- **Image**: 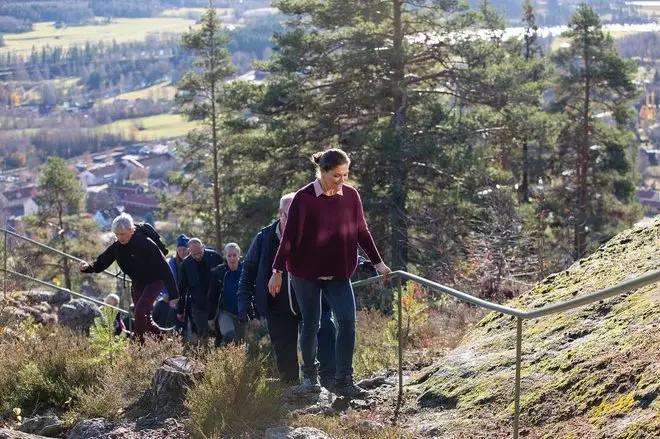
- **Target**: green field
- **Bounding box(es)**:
[0,18,197,55]
[102,81,177,104]
[97,113,199,141]
[0,113,198,141]
[160,7,235,20]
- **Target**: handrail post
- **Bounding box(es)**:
[3,230,7,300]
[396,275,404,420]
[513,317,523,439]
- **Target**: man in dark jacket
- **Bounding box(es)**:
[79,213,177,342]
[238,193,337,387]
[176,238,224,343]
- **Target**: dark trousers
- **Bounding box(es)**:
[131,281,164,342]
[190,305,210,341]
[291,276,356,382]
[266,309,336,384]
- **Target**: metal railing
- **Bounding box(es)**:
[2,227,659,437]
[1,228,131,317]
[352,268,660,438]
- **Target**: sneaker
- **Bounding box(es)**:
[301,376,322,393]
[333,380,369,399]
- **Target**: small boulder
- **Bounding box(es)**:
[67,418,113,439]
[17,415,63,437]
[264,426,333,439]
[25,290,70,306]
[57,299,100,333]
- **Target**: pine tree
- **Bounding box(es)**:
[550,3,641,259]
[246,0,509,271]
[34,156,84,290]
[176,4,235,251]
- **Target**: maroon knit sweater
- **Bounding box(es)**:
[273,182,382,280]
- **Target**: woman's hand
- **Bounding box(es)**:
[375,262,392,280]
[268,271,282,296]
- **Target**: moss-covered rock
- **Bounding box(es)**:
[406,216,660,439]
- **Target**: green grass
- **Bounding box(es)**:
[102,81,177,104]
[160,7,235,20]
[0,18,197,55]
[97,113,199,141]
[0,113,199,141]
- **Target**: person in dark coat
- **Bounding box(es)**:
[164,234,189,333]
[238,193,337,387]
[176,238,224,343]
[79,213,178,342]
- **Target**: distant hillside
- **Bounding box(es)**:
[404,216,660,438]
[0,0,273,30]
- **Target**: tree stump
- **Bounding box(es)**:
[151,356,204,412]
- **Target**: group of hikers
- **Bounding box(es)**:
[79,148,392,398]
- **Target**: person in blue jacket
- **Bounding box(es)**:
[208,243,246,346]
[237,193,337,388]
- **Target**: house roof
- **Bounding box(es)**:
[2,185,37,200]
[86,184,109,194]
[122,194,159,208]
[139,153,174,167]
[89,164,118,177]
[638,189,656,199]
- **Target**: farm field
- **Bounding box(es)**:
[102,81,177,104]
[97,113,199,141]
[0,18,198,55]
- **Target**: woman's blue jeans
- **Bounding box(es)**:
[291,275,356,382]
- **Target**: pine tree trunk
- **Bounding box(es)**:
[521,141,530,203]
[151,356,204,412]
[390,0,408,271]
[577,31,591,260]
[57,200,71,290]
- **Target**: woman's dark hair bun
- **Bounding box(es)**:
[311,148,350,172]
[311,152,323,165]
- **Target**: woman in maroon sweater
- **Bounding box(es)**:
[269,148,391,398]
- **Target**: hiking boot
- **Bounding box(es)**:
[320,377,336,391]
[333,380,369,399]
[301,376,322,393]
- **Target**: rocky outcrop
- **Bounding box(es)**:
[400,216,660,438]
[68,417,187,439]
[0,429,50,439]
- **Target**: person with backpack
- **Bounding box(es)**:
[79,213,178,342]
[176,238,224,344]
[207,243,247,346]
[164,234,189,333]
[269,148,391,398]
[238,193,337,387]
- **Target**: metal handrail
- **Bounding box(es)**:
[1,228,131,318]
[6,268,129,315]
[1,228,129,282]
[352,268,660,438]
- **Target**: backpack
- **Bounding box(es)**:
[135,222,168,256]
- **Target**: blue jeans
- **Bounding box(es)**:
[291,275,356,381]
